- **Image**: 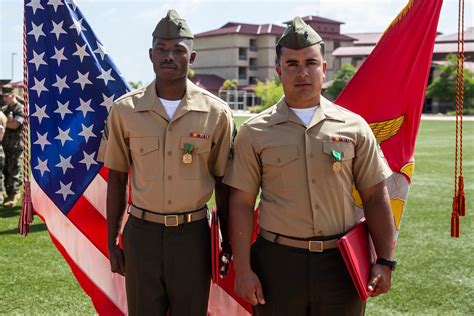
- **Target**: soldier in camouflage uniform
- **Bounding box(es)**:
[0,109,7,204]
[1,85,24,208]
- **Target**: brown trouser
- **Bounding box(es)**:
[251,236,365,316]
[122,215,211,316]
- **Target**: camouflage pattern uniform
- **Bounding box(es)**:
[0,112,6,204]
[2,101,24,202]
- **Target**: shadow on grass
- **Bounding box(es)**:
[0,222,47,235]
[0,205,21,218]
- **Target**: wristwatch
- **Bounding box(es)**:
[376,258,397,271]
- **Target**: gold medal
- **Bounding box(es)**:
[183,153,193,164]
[333,161,342,173]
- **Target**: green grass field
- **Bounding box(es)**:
[0,119,472,315]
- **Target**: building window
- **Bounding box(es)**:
[334,41,341,50]
[249,39,257,51]
[249,58,257,71]
[239,48,247,60]
[249,77,258,84]
[238,67,247,80]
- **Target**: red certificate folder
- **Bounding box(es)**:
[337,219,376,302]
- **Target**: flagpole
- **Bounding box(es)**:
[19,1,33,236]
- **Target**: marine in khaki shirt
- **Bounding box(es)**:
[225,95,392,237]
[225,16,396,315]
[104,78,233,213]
[103,10,233,316]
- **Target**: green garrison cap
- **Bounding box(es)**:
[152,10,194,39]
[277,16,323,49]
[0,84,14,96]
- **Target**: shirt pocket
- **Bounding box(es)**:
[179,136,212,180]
[130,136,160,181]
[322,141,355,188]
[260,145,299,191]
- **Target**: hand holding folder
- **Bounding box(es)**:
[337,219,376,302]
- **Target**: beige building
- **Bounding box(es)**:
[193,22,286,87]
[192,17,354,110]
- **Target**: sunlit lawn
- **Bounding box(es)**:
[0,119,472,315]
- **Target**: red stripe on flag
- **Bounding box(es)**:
[98,167,109,182]
[49,232,123,316]
[67,196,109,257]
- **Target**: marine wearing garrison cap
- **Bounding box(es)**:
[226,15,396,316]
[104,9,233,316]
[152,9,194,39]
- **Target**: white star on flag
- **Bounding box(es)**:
[54,101,72,119]
[73,71,92,90]
[29,50,47,71]
[96,68,115,85]
[52,74,70,94]
[51,46,68,66]
[51,20,67,40]
[73,43,91,62]
[34,157,50,176]
[31,77,49,97]
[70,17,86,35]
[79,151,98,170]
[78,123,97,143]
[76,98,94,117]
[34,131,51,151]
[100,93,115,112]
[93,41,108,60]
[55,181,75,201]
[32,104,50,123]
[26,0,44,14]
[28,22,46,42]
[55,127,73,146]
[47,0,64,12]
[56,155,74,174]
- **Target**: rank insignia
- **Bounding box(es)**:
[183,143,194,164]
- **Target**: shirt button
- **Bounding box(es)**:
[168,200,172,205]
[140,148,144,153]
[276,157,281,163]
[168,151,172,156]
[312,179,316,184]
[315,204,319,210]
[168,175,172,180]
[309,153,314,159]
[168,128,173,132]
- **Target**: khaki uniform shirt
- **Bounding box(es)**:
[223,96,392,237]
[103,80,234,213]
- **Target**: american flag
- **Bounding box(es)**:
[25,0,129,313]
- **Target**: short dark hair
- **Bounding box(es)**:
[275,42,325,64]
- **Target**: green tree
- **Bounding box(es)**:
[253,77,284,112]
[220,79,239,90]
[327,64,356,99]
[426,54,474,109]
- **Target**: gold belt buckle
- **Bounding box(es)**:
[309,240,323,252]
[164,215,179,227]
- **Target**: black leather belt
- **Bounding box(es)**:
[260,228,341,252]
[130,204,208,227]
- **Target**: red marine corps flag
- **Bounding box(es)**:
[335,0,443,240]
